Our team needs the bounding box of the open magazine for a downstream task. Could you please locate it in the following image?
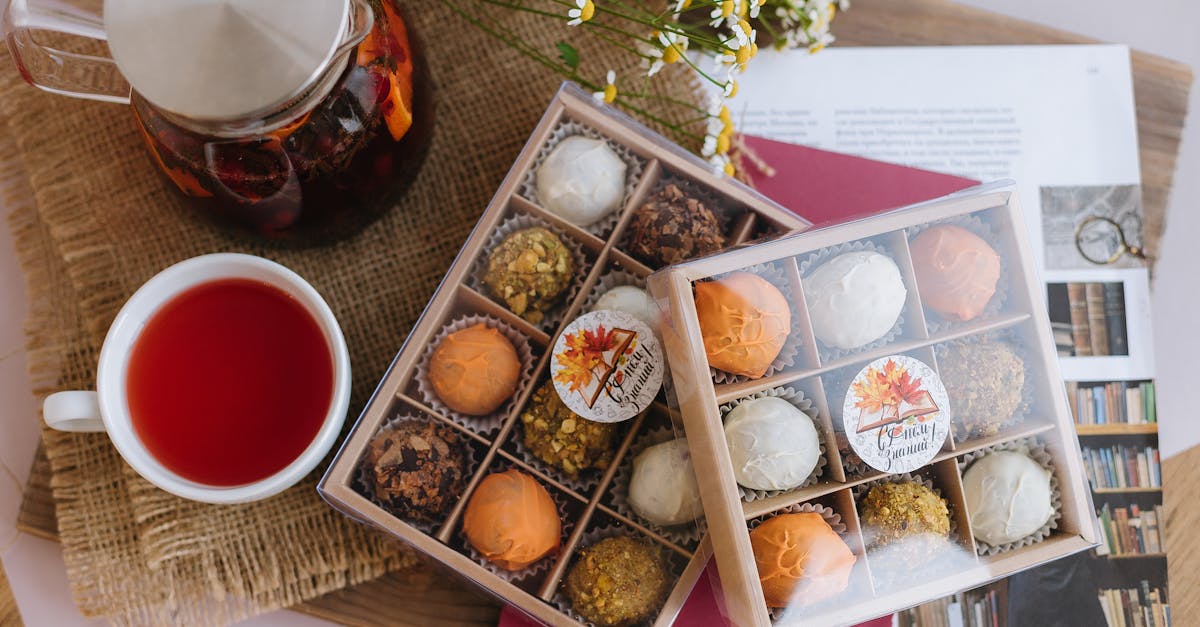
[730,45,1166,626]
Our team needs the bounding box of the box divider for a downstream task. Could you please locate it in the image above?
[833,487,879,599]
[592,502,696,560]
[711,311,1032,404]
[784,257,822,371]
[885,229,931,340]
[536,410,651,599]
[434,346,555,543]
[509,194,609,252]
[604,158,662,260]
[933,456,980,559]
[455,284,552,347]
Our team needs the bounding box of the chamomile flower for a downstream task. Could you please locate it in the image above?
[748,0,765,19]
[710,154,735,176]
[593,70,618,103]
[717,19,757,70]
[673,0,691,10]
[710,0,735,27]
[567,0,595,26]
[645,31,689,76]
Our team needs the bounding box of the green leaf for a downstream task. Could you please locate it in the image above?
[556,42,580,70]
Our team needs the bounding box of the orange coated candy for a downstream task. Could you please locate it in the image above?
[751,512,857,608]
[695,272,791,378]
[463,469,561,570]
[428,323,521,415]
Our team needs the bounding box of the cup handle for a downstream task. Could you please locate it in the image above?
[43,391,107,432]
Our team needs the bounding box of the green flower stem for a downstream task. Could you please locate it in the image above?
[438,0,706,146]
[616,96,705,143]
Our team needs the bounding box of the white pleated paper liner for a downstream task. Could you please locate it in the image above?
[797,239,908,364]
[551,525,684,627]
[580,269,647,313]
[698,261,802,385]
[618,173,738,270]
[354,414,484,535]
[744,503,852,623]
[905,213,1011,334]
[469,212,590,333]
[414,314,536,435]
[608,425,706,546]
[719,387,828,502]
[456,460,576,583]
[957,438,1062,556]
[933,329,1034,445]
[853,473,970,591]
[507,385,614,496]
[519,120,645,238]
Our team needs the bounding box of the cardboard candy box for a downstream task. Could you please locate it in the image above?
[318,84,810,625]
[647,183,1097,625]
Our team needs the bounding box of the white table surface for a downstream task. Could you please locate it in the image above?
[2,0,1196,624]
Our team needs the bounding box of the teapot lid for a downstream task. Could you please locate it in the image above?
[104,0,351,122]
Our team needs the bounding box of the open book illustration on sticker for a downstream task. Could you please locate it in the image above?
[850,359,940,433]
[855,390,940,433]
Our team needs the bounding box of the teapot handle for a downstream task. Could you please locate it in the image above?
[2,0,131,104]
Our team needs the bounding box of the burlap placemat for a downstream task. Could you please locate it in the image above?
[0,1,702,624]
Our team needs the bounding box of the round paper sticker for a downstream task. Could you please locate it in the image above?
[551,310,663,423]
[842,355,951,474]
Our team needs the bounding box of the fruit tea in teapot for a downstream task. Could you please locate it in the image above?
[5,0,432,246]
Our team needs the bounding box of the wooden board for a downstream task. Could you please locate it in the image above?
[15,0,1193,624]
[0,559,23,627]
[1163,447,1198,620]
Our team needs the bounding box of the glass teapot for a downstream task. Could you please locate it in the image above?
[4,0,432,246]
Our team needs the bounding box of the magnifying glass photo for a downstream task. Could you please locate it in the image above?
[1074,215,1147,265]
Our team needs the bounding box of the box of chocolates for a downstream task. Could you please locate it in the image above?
[318,83,810,625]
[646,184,1099,625]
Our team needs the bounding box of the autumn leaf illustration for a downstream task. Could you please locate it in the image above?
[892,367,926,405]
[852,369,895,413]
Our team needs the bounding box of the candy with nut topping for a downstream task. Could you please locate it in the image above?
[484,227,575,324]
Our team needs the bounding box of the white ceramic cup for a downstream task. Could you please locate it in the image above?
[41,253,351,504]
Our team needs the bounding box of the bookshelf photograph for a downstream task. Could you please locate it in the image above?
[902,377,1168,626]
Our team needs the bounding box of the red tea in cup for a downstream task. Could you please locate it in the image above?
[126,278,334,486]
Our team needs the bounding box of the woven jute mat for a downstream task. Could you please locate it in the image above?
[0,1,701,623]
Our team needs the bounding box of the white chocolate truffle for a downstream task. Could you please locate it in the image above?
[804,251,906,350]
[628,439,703,526]
[535,136,626,227]
[724,397,821,492]
[591,285,657,330]
[962,451,1054,546]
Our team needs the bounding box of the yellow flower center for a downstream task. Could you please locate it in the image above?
[809,42,826,54]
[723,161,736,176]
[662,43,682,64]
[727,80,739,97]
[719,106,732,126]
[735,45,752,65]
[580,0,595,21]
[681,0,692,7]
[721,0,734,18]
[738,19,753,37]
[717,133,731,155]
[603,84,617,103]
